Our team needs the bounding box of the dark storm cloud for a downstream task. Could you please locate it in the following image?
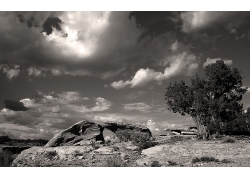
[0,11,199,80]
[4,100,29,111]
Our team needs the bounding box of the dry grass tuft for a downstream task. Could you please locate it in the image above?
[222,136,236,143]
[192,156,219,164]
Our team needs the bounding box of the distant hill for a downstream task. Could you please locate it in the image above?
[0,136,48,147]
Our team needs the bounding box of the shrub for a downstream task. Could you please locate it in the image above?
[0,150,16,167]
[115,130,132,142]
[91,140,101,149]
[150,160,161,167]
[222,136,236,143]
[131,133,157,150]
[113,146,119,151]
[168,160,177,166]
[104,155,126,167]
[192,156,219,164]
[45,151,58,160]
[221,159,232,163]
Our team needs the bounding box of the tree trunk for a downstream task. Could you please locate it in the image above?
[192,115,210,139]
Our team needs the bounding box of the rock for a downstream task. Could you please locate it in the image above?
[94,147,114,155]
[102,122,152,137]
[45,120,152,147]
[141,145,164,156]
[45,121,104,147]
[73,140,92,146]
[125,142,138,150]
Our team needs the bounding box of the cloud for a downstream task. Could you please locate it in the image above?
[27,67,46,77]
[111,52,198,89]
[0,12,194,81]
[180,12,250,33]
[146,119,160,134]
[0,64,20,80]
[4,100,29,111]
[126,91,145,99]
[203,58,233,68]
[91,97,113,111]
[0,91,113,139]
[123,102,152,113]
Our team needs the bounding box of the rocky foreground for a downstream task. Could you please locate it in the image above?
[11,120,250,167]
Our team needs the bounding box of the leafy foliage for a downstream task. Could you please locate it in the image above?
[165,60,247,137]
[45,151,58,160]
[130,132,157,149]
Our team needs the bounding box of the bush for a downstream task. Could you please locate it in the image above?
[221,159,232,163]
[222,136,236,143]
[45,151,58,160]
[168,160,177,166]
[115,130,132,142]
[0,150,16,167]
[131,133,157,150]
[192,156,219,164]
[150,160,161,167]
[113,146,119,151]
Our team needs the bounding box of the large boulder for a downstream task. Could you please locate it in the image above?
[45,120,151,147]
[102,122,152,136]
[45,121,104,147]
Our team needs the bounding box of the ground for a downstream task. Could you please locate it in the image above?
[11,136,250,167]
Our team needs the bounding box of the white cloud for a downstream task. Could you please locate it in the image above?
[155,128,160,132]
[203,58,233,68]
[126,91,145,99]
[123,102,152,113]
[181,12,229,33]
[0,91,113,139]
[20,98,35,108]
[170,41,179,51]
[91,97,113,112]
[1,64,20,80]
[111,52,198,89]
[27,67,47,77]
[146,119,160,134]
[180,12,250,33]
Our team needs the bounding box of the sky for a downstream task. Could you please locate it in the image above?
[1,11,250,139]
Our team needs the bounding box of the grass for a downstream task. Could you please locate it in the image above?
[192,156,220,164]
[222,136,236,143]
[103,154,126,167]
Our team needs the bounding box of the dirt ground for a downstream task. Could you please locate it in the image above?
[137,137,250,167]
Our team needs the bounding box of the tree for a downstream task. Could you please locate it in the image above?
[165,60,247,139]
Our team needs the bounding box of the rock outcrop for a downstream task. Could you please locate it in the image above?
[45,120,151,147]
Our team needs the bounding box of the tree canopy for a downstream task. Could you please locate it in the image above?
[165,60,248,138]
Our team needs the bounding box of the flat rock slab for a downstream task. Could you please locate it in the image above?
[141,145,164,156]
[94,147,114,155]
